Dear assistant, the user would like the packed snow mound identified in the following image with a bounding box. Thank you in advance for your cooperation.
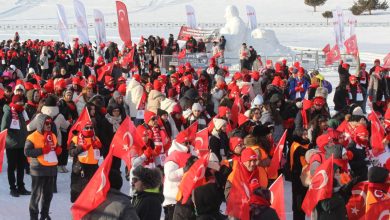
[220,5,293,58]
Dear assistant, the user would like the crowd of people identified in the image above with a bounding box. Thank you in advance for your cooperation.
[0,32,389,220]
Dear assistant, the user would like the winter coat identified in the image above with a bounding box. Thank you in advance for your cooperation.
[315,192,347,220]
[209,131,229,161]
[333,86,349,112]
[239,47,250,60]
[28,106,70,147]
[125,79,144,118]
[250,205,279,220]
[347,142,368,181]
[83,189,140,220]
[75,95,88,116]
[160,98,178,114]
[132,190,164,220]
[147,90,165,114]
[211,87,226,114]
[338,65,350,87]
[367,73,389,102]
[25,89,39,119]
[193,182,226,220]
[24,114,58,177]
[288,77,310,100]
[39,53,49,70]
[1,104,28,149]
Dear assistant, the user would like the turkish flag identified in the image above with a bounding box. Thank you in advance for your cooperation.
[121,48,135,68]
[267,130,287,180]
[193,128,209,152]
[116,1,132,47]
[67,107,91,146]
[301,156,334,216]
[269,174,286,220]
[368,112,385,156]
[186,120,199,140]
[110,117,145,170]
[322,44,330,55]
[325,45,341,66]
[178,153,209,204]
[0,129,8,172]
[97,62,114,82]
[383,53,390,69]
[365,182,390,215]
[71,151,113,220]
[212,51,222,59]
[344,34,359,57]
[177,49,186,60]
[346,182,369,220]
[231,96,244,127]
[364,198,390,220]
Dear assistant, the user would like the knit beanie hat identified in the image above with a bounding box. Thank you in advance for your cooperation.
[192,103,203,111]
[368,166,389,183]
[44,95,57,107]
[213,118,227,130]
[241,148,257,163]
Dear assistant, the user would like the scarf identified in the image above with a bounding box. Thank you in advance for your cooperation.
[44,131,56,150]
[9,103,23,123]
[151,126,163,148]
[105,114,122,132]
[197,80,208,97]
[67,101,76,111]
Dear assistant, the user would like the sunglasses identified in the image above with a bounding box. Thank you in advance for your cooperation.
[84,126,93,130]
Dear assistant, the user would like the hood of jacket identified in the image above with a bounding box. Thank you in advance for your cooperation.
[35,114,50,134]
[41,106,59,118]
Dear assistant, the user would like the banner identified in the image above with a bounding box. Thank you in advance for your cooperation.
[185,5,197,29]
[73,0,89,44]
[347,14,357,38]
[94,9,106,45]
[246,5,257,30]
[116,1,132,47]
[332,7,345,50]
[177,26,219,42]
[56,4,70,46]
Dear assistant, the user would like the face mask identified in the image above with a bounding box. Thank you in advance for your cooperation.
[81,130,94,137]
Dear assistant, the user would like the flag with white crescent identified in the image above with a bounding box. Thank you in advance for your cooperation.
[0,129,8,172]
[364,198,390,220]
[67,107,91,146]
[301,155,334,216]
[346,182,369,219]
[269,174,286,220]
[267,130,287,180]
[193,128,209,152]
[97,62,114,82]
[116,1,132,47]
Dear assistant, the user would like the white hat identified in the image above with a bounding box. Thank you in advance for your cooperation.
[9,65,16,71]
[14,84,25,94]
[352,106,364,116]
[207,153,220,171]
[251,94,264,107]
[192,103,203,112]
[28,68,35,74]
[213,118,227,130]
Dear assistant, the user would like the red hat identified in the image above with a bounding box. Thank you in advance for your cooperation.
[185,62,192,69]
[342,63,350,69]
[100,43,105,48]
[182,74,192,82]
[55,79,67,90]
[118,76,126,83]
[251,71,260,81]
[144,110,156,123]
[238,113,249,127]
[385,158,390,172]
[104,75,113,84]
[233,72,242,81]
[229,137,243,152]
[112,57,118,62]
[44,80,54,93]
[360,63,366,67]
[266,60,273,68]
[316,134,330,152]
[88,75,96,82]
[158,75,168,83]
[118,84,127,96]
[133,74,141,82]
[72,77,81,85]
[153,80,162,91]
[97,56,104,65]
[294,61,300,69]
[282,59,287,65]
[241,148,257,163]
[216,81,226,90]
[313,97,325,106]
[172,104,182,114]
[275,62,282,73]
[271,76,282,87]
[349,75,357,82]
[24,82,34,91]
[85,57,92,66]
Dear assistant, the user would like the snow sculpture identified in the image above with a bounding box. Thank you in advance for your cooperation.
[219,5,293,59]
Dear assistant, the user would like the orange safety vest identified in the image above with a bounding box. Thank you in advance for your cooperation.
[72,136,100,165]
[227,162,268,189]
[289,142,309,171]
[27,131,58,166]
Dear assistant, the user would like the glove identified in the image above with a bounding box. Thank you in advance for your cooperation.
[42,146,51,154]
[295,87,300,92]
[153,145,162,156]
[144,147,153,159]
[92,139,102,149]
[55,147,62,156]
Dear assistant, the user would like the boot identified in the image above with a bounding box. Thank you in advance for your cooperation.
[39,214,51,220]
[17,187,31,195]
[10,189,20,197]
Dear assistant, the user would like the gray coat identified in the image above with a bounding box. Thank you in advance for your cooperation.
[24,114,57,177]
[1,105,28,149]
[367,73,389,102]
[83,189,140,220]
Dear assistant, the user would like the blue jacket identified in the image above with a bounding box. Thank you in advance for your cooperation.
[288,77,309,100]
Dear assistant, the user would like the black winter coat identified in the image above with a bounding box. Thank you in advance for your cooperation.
[132,191,164,220]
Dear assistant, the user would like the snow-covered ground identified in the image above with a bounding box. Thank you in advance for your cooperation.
[0,0,388,219]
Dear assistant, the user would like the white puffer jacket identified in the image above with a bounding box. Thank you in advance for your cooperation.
[125,79,144,118]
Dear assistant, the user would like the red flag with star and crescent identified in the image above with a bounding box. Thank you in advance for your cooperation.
[301,156,334,216]
[177,49,186,60]
[116,1,132,47]
[325,45,341,66]
[269,174,286,220]
[346,181,369,220]
[110,116,145,170]
[177,153,209,204]
[121,47,135,68]
[364,198,390,220]
[231,95,245,127]
[322,44,330,55]
[71,150,113,220]
[365,182,390,217]
[97,62,114,82]
[0,129,8,172]
[368,112,385,156]
[267,130,287,180]
[193,128,209,152]
[344,34,359,58]
[67,107,91,146]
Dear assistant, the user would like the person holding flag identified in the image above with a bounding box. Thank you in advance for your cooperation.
[24,115,62,220]
[69,120,102,203]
